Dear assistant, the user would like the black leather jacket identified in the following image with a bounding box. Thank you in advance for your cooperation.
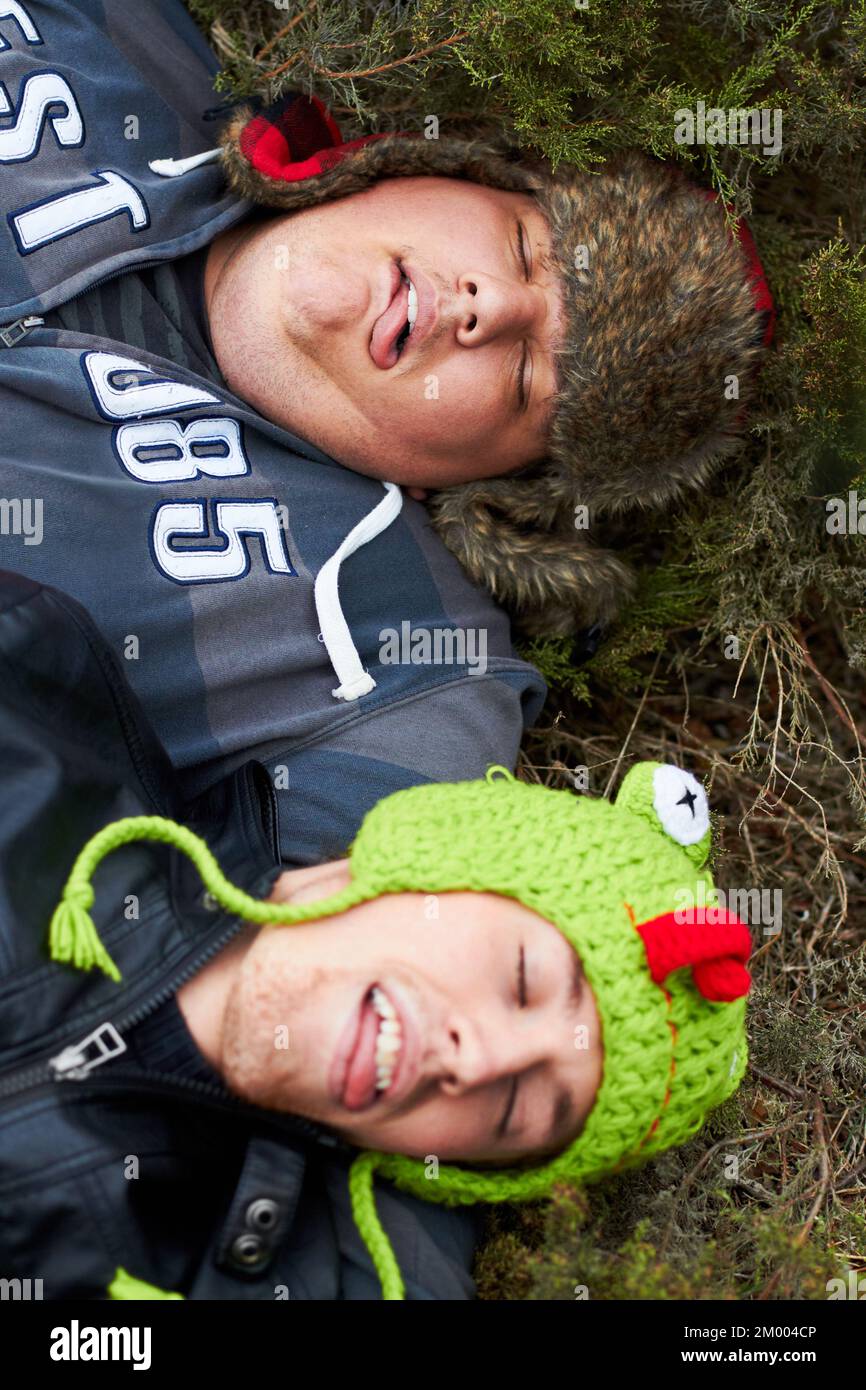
[0,573,479,1299]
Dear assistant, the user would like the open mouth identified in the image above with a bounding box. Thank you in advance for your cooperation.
[369,265,419,370]
[341,983,405,1110]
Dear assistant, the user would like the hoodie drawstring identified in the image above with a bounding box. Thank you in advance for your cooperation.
[148,148,222,177]
[314,481,403,700]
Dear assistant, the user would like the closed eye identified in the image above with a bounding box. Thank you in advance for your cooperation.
[514,220,531,413]
[496,943,527,1139]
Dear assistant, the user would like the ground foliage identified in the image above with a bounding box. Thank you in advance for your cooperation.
[188,0,865,1301]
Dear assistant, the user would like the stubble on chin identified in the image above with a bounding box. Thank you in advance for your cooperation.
[219,943,333,1118]
[219,947,286,1109]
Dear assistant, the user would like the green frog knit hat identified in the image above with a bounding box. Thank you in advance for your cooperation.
[209,90,775,636]
[48,761,752,1301]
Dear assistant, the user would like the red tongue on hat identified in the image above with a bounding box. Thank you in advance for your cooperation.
[635,908,752,1002]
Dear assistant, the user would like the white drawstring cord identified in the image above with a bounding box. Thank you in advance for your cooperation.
[315,483,403,701]
[148,148,222,178]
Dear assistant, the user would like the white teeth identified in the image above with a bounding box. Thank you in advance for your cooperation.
[371,985,396,1018]
[371,985,402,1093]
[406,277,417,331]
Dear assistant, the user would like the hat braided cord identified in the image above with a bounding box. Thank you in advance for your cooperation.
[47,815,364,980]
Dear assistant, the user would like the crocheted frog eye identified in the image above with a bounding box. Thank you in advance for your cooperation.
[615,761,712,868]
[651,765,709,845]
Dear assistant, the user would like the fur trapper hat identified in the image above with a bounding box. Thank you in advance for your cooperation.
[217,92,775,636]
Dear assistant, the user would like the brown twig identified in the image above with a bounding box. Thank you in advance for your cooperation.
[602,652,661,799]
[793,621,866,752]
[254,4,318,63]
[263,30,468,84]
[748,1064,808,1101]
[658,1118,804,1256]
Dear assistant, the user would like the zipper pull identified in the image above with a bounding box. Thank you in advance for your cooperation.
[0,315,44,347]
[49,1022,127,1080]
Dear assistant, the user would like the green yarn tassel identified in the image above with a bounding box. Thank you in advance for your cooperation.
[348,1151,405,1300]
[108,1267,184,1300]
[49,880,122,982]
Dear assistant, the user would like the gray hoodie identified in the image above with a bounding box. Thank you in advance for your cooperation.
[0,0,546,863]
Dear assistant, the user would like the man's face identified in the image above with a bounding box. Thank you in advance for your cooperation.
[216,862,603,1164]
[204,176,565,488]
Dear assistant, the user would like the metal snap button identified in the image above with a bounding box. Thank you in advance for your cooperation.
[246,1198,280,1232]
[231,1232,266,1266]
[201,890,220,912]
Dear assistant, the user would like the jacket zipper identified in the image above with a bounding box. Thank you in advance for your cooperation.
[0,915,243,1101]
[0,315,44,347]
[49,1020,127,1078]
[0,258,167,346]
[0,917,349,1153]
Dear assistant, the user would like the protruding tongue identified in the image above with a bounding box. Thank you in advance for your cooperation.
[343,993,379,1108]
[370,277,409,369]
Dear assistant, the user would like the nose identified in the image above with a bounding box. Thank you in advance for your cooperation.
[436,1010,550,1099]
[452,270,539,348]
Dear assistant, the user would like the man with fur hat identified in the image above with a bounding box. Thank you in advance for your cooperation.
[0,0,774,832]
[0,0,549,865]
[0,0,555,1303]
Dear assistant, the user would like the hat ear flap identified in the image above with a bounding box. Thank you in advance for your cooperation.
[218,94,408,209]
[428,478,636,634]
[217,90,541,211]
